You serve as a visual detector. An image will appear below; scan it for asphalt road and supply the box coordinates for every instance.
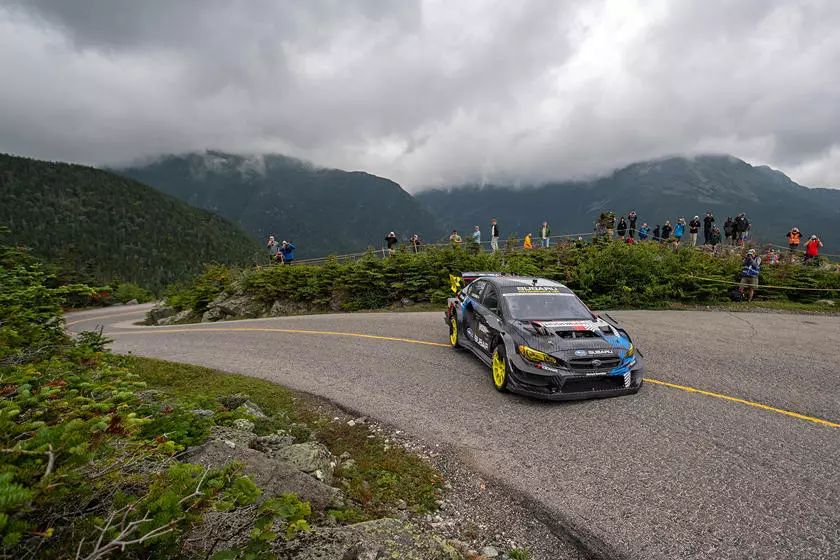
[67,306,840,559]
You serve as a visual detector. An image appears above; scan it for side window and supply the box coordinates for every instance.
[467,281,486,301]
[482,286,499,314]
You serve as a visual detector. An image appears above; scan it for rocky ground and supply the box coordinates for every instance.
[169,391,580,560]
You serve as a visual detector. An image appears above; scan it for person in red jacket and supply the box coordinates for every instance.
[804,235,823,265]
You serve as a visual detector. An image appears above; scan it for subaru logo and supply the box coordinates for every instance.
[574,350,587,356]
[591,359,602,367]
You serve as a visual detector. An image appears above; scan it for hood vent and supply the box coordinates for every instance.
[555,330,598,339]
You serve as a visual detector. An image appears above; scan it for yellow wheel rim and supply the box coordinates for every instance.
[492,350,506,387]
[450,318,458,346]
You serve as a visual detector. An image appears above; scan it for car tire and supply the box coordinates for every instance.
[448,315,461,349]
[491,344,509,392]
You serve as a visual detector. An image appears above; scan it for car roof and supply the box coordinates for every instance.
[474,275,571,292]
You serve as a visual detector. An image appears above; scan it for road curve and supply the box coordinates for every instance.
[67,305,840,560]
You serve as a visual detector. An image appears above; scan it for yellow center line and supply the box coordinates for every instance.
[644,379,840,428]
[106,325,839,429]
[66,309,147,326]
[110,326,451,348]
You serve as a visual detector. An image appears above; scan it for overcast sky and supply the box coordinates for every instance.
[2,0,840,190]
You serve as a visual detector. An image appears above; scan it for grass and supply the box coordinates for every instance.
[121,356,442,520]
[663,299,839,314]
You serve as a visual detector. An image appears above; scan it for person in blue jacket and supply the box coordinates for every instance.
[673,218,686,247]
[280,240,296,265]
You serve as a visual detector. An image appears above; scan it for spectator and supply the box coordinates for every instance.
[628,211,638,239]
[279,240,296,265]
[410,234,422,253]
[652,224,661,243]
[723,217,735,245]
[733,212,749,246]
[594,220,605,239]
[638,223,650,241]
[786,226,801,261]
[739,248,761,301]
[710,226,722,253]
[540,221,551,248]
[266,235,279,261]
[449,230,462,246]
[764,248,779,264]
[617,217,627,239]
[804,235,823,265]
[661,221,673,243]
[385,232,398,256]
[626,236,634,244]
[490,219,500,252]
[605,211,616,239]
[472,225,481,245]
[673,218,685,246]
[703,212,715,244]
[524,233,533,249]
[689,216,701,246]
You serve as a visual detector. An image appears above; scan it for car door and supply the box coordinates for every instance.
[462,280,485,346]
[474,284,501,356]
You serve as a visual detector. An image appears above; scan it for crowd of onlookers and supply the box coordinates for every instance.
[266,212,826,273]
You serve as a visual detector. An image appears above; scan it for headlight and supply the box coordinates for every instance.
[518,345,557,364]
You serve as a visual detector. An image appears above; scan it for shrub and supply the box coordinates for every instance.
[166,243,840,314]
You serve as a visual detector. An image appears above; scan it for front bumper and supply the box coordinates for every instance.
[506,353,644,401]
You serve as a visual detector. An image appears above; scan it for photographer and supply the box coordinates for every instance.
[739,249,761,302]
[804,235,823,265]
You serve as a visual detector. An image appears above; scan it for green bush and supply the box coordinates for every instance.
[111,282,154,304]
[167,243,840,314]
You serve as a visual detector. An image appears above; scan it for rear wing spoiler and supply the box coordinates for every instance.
[449,271,506,293]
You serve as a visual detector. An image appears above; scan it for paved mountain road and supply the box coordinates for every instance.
[67,306,840,559]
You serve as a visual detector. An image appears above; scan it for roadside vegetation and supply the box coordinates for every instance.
[0,241,449,559]
[162,242,840,319]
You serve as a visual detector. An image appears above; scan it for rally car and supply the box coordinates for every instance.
[445,273,643,400]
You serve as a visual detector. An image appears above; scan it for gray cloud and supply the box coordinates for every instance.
[2,0,840,190]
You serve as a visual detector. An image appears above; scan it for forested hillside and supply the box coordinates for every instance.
[116,152,443,258]
[0,153,263,290]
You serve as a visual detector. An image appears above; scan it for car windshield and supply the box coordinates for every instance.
[503,293,593,321]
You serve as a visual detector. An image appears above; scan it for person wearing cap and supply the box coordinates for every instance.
[739,248,761,301]
[279,240,296,265]
[688,216,701,246]
[786,226,802,262]
[385,232,398,256]
[449,230,462,246]
[804,235,823,265]
[410,234,422,253]
[638,223,650,241]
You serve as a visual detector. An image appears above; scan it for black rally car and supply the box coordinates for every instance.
[445,273,644,400]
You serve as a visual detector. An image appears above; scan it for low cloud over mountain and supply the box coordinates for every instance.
[3,1,840,190]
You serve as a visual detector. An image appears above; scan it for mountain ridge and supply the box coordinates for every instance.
[115,151,443,258]
[416,154,840,250]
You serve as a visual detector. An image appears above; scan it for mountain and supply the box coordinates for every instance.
[115,152,442,258]
[0,153,263,290]
[416,155,840,250]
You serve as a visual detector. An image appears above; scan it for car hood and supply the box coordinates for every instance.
[510,318,632,360]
